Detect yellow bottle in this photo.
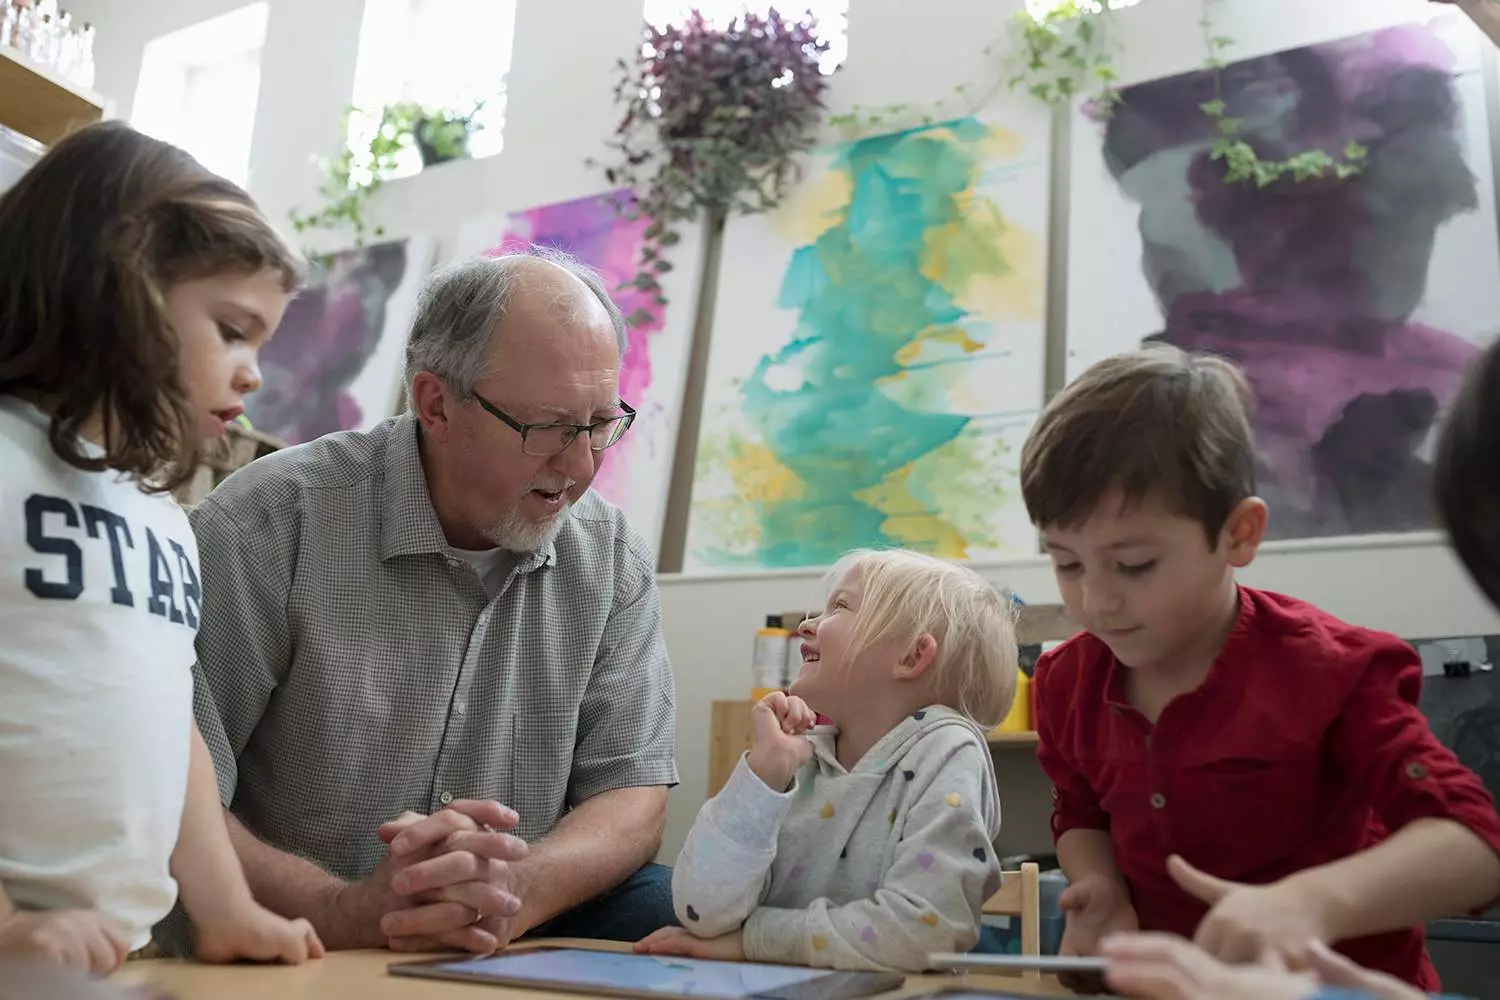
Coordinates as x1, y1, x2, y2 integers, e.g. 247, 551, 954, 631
993, 670, 1031, 734
751, 615, 789, 701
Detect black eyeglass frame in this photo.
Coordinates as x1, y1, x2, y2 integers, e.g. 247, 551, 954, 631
472, 391, 637, 456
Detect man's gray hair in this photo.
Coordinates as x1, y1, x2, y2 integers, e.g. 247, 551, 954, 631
403, 246, 629, 400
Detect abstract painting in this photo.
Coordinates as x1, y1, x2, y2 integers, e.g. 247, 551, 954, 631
1067, 14, 1500, 540
453, 191, 700, 554
684, 113, 1052, 572
245, 236, 434, 445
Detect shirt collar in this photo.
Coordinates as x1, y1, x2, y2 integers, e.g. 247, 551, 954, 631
1103, 585, 1253, 710
377, 413, 557, 571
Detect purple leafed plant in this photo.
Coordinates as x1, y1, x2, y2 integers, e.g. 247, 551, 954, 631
594, 7, 831, 324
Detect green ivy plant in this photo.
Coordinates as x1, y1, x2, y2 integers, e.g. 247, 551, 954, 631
592, 9, 831, 325
289, 100, 483, 256
829, 2, 1121, 140
1005, 1, 1121, 115
1197, 0, 1366, 187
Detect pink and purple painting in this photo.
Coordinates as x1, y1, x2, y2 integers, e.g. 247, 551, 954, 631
1066, 14, 1500, 540
245, 236, 434, 445
454, 191, 699, 554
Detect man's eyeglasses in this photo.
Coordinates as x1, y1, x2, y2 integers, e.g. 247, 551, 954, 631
473, 392, 636, 457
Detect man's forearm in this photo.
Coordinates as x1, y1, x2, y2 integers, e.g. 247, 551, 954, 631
1290, 818, 1500, 940
512, 786, 668, 934
222, 811, 366, 947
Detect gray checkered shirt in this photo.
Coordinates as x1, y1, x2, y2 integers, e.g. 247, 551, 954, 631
156, 413, 677, 949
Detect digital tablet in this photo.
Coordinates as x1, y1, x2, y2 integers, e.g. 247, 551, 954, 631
388, 946, 908, 1000
926, 952, 1109, 975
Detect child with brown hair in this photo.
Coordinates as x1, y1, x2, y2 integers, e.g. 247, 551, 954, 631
1022, 344, 1500, 990
0, 121, 323, 973
635, 548, 1018, 971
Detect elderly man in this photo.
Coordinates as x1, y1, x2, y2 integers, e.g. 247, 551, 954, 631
156, 250, 678, 955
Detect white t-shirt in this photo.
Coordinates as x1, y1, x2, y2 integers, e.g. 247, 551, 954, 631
0, 397, 196, 948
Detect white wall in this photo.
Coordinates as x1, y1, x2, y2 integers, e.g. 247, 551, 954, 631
71, 0, 1500, 861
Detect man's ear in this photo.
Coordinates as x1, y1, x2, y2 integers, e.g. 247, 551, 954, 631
410, 372, 455, 442
1222, 497, 1268, 568
893, 634, 938, 682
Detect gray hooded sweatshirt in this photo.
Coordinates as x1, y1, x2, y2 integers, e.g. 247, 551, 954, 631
671, 705, 1001, 971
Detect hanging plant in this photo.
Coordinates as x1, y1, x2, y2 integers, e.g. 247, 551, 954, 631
1196, 0, 1366, 187
290, 100, 484, 257
1005, 1, 1122, 116
592, 9, 831, 326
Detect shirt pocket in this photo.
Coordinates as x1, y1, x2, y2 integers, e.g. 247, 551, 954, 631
1171, 754, 1318, 876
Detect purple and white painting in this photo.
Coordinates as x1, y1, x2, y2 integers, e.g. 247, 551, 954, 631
246, 236, 435, 445
1066, 14, 1500, 540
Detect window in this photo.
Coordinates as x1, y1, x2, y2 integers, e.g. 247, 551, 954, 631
131, 3, 267, 187
642, 1, 848, 74
348, 0, 515, 178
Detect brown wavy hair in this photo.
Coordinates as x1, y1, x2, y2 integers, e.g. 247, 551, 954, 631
0, 120, 304, 493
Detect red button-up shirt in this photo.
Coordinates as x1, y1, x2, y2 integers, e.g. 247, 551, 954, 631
1034, 586, 1500, 990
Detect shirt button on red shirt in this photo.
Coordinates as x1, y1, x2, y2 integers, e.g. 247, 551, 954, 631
1405, 762, 1427, 780
1150, 792, 1166, 809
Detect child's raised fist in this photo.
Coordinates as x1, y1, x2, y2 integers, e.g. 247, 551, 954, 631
747, 691, 817, 791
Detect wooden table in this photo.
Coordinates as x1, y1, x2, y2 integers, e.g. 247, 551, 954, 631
117, 939, 1077, 998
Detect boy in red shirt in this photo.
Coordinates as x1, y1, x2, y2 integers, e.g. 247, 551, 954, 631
1022, 345, 1500, 990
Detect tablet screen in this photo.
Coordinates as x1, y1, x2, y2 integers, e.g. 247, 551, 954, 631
417, 948, 830, 999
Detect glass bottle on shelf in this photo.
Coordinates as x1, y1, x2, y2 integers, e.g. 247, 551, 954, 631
74, 20, 93, 89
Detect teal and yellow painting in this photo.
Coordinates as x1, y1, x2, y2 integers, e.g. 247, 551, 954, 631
684, 114, 1051, 572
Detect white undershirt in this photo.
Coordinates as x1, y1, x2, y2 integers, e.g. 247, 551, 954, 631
450, 545, 510, 597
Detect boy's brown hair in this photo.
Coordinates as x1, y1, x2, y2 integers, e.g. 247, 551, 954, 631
1020, 344, 1257, 542
0, 120, 304, 493
1435, 338, 1500, 610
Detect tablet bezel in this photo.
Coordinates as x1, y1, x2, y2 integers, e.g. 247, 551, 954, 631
387, 944, 908, 1000
925, 952, 1109, 974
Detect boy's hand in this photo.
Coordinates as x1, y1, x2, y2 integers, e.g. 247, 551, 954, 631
195, 901, 325, 965
635, 926, 746, 961
1168, 855, 1331, 966
1059, 873, 1140, 993
746, 692, 817, 792
0, 908, 130, 975
1101, 932, 1320, 1000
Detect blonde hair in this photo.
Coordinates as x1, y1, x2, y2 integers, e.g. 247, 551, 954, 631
827, 548, 1019, 729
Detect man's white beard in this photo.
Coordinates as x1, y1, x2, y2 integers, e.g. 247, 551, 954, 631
485, 498, 573, 553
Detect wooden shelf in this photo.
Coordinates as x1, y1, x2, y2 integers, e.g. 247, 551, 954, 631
0, 43, 107, 146
988, 730, 1039, 747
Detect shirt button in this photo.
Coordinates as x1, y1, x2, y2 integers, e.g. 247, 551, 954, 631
439, 791, 454, 805
1405, 762, 1427, 780
454, 698, 467, 716
445, 556, 460, 568
1149, 792, 1167, 809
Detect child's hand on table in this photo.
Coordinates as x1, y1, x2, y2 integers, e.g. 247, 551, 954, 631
747, 692, 817, 792
1057, 871, 1140, 992
193, 900, 324, 965
1167, 855, 1332, 966
635, 927, 746, 962
0, 908, 130, 975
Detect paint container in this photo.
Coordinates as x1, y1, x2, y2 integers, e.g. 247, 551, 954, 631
779, 611, 807, 688
752, 615, 789, 701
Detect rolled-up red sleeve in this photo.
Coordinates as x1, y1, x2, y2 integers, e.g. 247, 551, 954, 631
1327, 637, 1500, 879
1034, 651, 1110, 839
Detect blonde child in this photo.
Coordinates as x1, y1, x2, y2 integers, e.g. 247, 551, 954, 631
0, 122, 324, 973
635, 548, 1018, 971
